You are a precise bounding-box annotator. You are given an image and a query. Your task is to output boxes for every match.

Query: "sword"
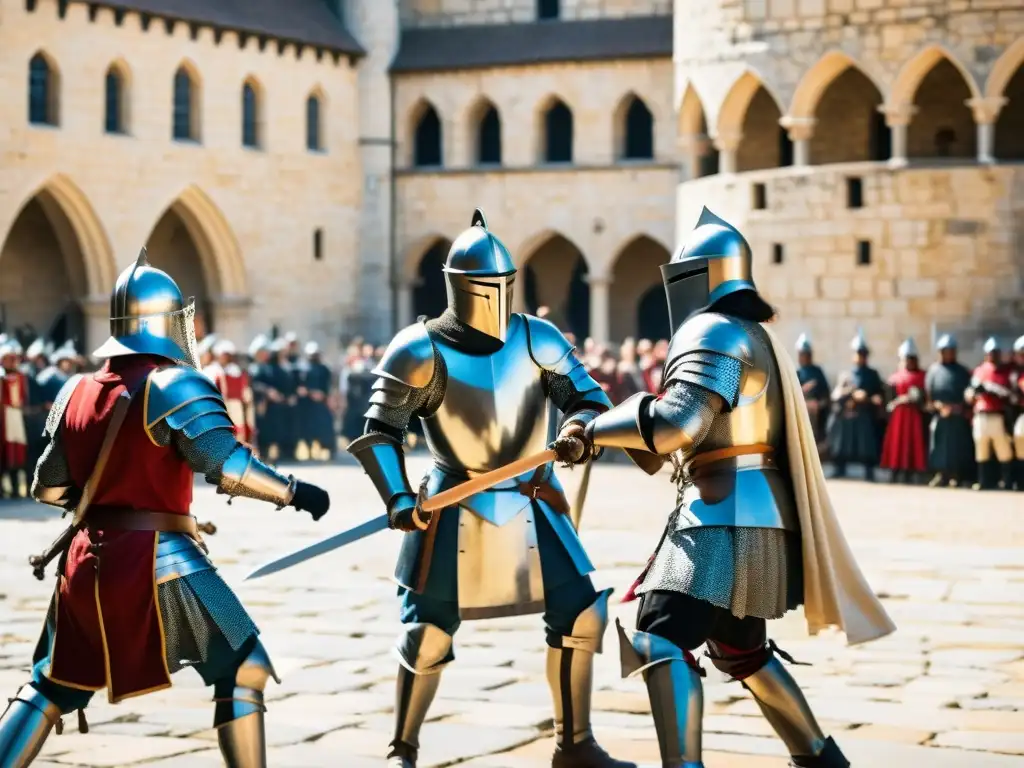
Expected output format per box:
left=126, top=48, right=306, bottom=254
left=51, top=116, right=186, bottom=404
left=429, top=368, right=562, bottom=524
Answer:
left=245, top=447, right=559, bottom=581
left=570, top=458, right=593, bottom=530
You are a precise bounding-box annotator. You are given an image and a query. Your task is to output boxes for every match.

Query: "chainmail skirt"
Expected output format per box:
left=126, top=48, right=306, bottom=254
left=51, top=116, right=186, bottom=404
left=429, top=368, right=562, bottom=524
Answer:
left=636, top=511, right=804, bottom=620
left=158, top=569, right=258, bottom=676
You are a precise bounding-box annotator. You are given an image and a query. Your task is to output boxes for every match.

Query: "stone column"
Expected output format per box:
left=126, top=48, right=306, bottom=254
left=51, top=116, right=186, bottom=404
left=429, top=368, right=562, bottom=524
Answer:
left=678, top=133, right=711, bottom=180
left=966, top=97, right=1007, bottom=164
left=712, top=131, right=742, bottom=175
left=395, top=279, right=416, bottom=328
left=881, top=105, right=915, bottom=169
left=779, top=116, right=816, bottom=167
left=586, top=274, right=611, bottom=345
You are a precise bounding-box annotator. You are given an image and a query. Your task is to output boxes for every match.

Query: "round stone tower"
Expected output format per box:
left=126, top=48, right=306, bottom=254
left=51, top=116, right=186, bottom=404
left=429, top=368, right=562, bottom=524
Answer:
left=673, top=0, right=1024, bottom=377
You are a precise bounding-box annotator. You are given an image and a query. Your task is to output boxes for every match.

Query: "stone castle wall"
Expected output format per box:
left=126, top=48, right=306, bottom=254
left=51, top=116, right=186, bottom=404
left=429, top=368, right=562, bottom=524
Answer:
left=401, top=0, right=671, bottom=27
left=0, top=0, right=364, bottom=352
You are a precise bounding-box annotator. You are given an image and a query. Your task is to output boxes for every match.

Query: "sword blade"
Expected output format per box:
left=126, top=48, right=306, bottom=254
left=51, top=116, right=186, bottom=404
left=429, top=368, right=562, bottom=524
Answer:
left=570, top=458, right=593, bottom=530
left=245, top=514, right=389, bottom=581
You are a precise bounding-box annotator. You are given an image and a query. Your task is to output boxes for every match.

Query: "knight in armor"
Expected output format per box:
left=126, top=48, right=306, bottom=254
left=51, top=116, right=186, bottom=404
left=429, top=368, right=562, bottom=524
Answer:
left=1012, top=335, right=1024, bottom=491
left=349, top=211, right=634, bottom=768
left=827, top=332, right=884, bottom=481
left=584, top=208, right=895, bottom=768
left=208, top=340, right=257, bottom=446
left=0, top=340, right=30, bottom=498
left=0, top=250, right=330, bottom=768
left=925, top=335, right=975, bottom=488
left=967, top=337, right=1015, bottom=490
left=794, top=333, right=829, bottom=455
left=297, top=342, right=336, bottom=461
left=880, top=338, right=929, bottom=484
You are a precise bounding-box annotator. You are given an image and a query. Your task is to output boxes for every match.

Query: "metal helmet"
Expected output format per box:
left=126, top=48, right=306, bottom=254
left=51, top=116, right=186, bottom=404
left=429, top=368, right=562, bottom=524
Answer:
left=898, top=337, right=918, bottom=359
left=444, top=209, right=516, bottom=341
left=936, top=333, right=957, bottom=351
left=92, top=248, right=199, bottom=367
left=213, top=339, right=236, bottom=358
left=26, top=338, right=47, bottom=360
left=197, top=334, right=218, bottom=358
left=795, top=332, right=812, bottom=354
left=304, top=341, right=321, bottom=357
left=983, top=336, right=1001, bottom=354
left=248, top=334, right=269, bottom=357
left=661, top=207, right=756, bottom=333
left=850, top=328, right=869, bottom=355
left=1013, top=334, right=1024, bottom=354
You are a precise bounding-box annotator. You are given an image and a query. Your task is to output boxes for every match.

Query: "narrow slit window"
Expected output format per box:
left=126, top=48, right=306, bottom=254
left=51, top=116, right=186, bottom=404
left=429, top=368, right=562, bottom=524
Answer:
left=847, top=177, right=863, bottom=209
left=772, top=244, right=784, bottom=264
left=857, top=240, right=872, bottom=266
left=752, top=183, right=767, bottom=210
left=314, top=228, right=324, bottom=261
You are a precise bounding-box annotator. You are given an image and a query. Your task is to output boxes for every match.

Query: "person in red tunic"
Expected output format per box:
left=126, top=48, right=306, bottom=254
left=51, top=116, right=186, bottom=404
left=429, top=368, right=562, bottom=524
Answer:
left=0, top=340, right=31, bottom=498
left=880, top=338, right=929, bottom=484
left=207, top=340, right=257, bottom=446
left=0, top=250, right=330, bottom=768
left=967, top=336, right=1015, bottom=491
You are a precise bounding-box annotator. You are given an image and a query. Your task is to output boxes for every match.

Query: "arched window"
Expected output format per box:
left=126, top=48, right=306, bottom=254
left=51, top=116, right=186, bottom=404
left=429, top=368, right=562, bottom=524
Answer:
left=544, top=100, right=573, bottom=163
left=172, top=66, right=197, bottom=141
left=622, top=96, right=654, bottom=159
left=104, top=65, right=126, bottom=134
left=28, top=53, right=58, bottom=126
left=537, top=0, right=560, bottom=20
left=242, top=82, right=260, bottom=148
left=477, top=105, right=502, bottom=165
left=306, top=93, right=323, bottom=151
left=413, top=104, right=442, bottom=167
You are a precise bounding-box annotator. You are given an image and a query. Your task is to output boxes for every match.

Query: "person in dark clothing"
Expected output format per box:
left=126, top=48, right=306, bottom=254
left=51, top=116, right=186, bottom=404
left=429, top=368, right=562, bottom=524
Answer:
left=925, top=334, right=975, bottom=488
left=827, top=331, right=885, bottom=481
left=297, top=342, right=336, bottom=460
left=795, top=333, right=830, bottom=456
left=267, top=341, right=297, bottom=461
left=248, top=335, right=281, bottom=461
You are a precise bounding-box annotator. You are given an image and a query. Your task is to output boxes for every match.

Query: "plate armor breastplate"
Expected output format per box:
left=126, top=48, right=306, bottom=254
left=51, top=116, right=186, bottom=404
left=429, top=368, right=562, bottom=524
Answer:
left=422, top=313, right=551, bottom=475
left=674, top=319, right=799, bottom=532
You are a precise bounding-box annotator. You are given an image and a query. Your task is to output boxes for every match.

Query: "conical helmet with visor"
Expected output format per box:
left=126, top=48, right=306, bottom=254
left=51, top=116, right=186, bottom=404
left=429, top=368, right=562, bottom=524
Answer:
left=443, top=209, right=516, bottom=341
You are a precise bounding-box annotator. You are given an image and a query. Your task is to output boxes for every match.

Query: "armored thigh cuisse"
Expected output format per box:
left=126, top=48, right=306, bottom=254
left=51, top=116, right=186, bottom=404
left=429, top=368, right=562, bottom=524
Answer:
left=617, top=621, right=704, bottom=768
left=214, top=640, right=276, bottom=768
left=391, top=623, right=454, bottom=758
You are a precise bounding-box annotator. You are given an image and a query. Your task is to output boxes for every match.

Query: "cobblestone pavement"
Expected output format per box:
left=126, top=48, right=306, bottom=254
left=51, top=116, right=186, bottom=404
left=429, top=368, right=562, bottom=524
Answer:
left=1, top=455, right=1023, bottom=767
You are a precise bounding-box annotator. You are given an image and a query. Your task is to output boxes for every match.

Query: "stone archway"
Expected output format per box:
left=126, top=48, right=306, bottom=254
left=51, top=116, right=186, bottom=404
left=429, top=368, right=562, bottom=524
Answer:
left=718, top=72, right=789, bottom=172
left=521, top=234, right=590, bottom=340
left=413, top=239, right=450, bottom=321
left=610, top=236, right=670, bottom=342
left=0, top=175, right=114, bottom=350
left=145, top=186, right=249, bottom=341
left=994, top=60, right=1024, bottom=160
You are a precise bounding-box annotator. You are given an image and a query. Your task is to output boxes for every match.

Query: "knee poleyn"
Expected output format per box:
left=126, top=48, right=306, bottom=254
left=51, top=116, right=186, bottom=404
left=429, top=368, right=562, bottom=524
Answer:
left=616, top=619, right=700, bottom=678
left=559, top=589, right=611, bottom=654
left=213, top=642, right=278, bottom=728
left=394, top=623, right=454, bottom=674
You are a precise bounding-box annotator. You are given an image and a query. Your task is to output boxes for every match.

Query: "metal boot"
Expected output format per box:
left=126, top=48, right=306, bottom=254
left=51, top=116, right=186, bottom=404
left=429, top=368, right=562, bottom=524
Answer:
left=214, top=641, right=277, bottom=768
left=617, top=620, right=703, bottom=768
left=389, top=623, right=453, bottom=768
left=0, top=684, right=62, bottom=768
left=742, top=656, right=846, bottom=766
left=548, top=592, right=635, bottom=768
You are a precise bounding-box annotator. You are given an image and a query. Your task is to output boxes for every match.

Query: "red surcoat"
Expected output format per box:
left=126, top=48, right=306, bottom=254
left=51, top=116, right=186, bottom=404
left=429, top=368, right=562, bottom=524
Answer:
left=971, top=362, right=1012, bottom=413
left=209, top=363, right=255, bottom=444
left=0, top=369, right=29, bottom=469
left=880, top=368, right=928, bottom=472
left=46, top=355, right=193, bottom=703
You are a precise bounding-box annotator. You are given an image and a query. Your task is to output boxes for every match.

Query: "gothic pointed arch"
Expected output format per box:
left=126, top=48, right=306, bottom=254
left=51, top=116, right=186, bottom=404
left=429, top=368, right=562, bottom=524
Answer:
left=788, top=51, right=883, bottom=120
left=888, top=45, right=981, bottom=109
left=986, top=38, right=1024, bottom=99
left=614, top=92, right=655, bottom=160
left=409, top=98, right=443, bottom=167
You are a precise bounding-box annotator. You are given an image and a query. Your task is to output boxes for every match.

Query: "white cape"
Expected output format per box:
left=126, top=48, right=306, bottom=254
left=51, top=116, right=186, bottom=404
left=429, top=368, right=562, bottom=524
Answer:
left=763, top=324, right=896, bottom=646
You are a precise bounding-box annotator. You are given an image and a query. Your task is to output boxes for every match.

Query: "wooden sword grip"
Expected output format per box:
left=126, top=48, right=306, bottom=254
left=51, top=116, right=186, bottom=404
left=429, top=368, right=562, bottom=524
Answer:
left=420, top=448, right=558, bottom=513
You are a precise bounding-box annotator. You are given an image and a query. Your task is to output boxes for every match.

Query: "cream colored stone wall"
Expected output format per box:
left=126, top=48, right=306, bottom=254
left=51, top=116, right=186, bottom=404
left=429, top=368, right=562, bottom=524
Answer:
left=0, top=0, right=363, bottom=354
left=677, top=163, right=1024, bottom=379
left=401, top=0, right=671, bottom=27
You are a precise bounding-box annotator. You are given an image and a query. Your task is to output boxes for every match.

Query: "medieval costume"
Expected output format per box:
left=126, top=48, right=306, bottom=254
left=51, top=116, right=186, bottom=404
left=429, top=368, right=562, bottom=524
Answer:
left=269, top=341, right=298, bottom=461
left=0, top=341, right=31, bottom=498
left=341, top=359, right=375, bottom=443
left=586, top=208, right=894, bottom=768
left=880, top=338, right=929, bottom=484
left=207, top=340, right=257, bottom=446
left=827, top=332, right=885, bottom=481
left=968, top=337, right=1015, bottom=490
left=248, top=337, right=285, bottom=462
left=925, top=334, right=975, bottom=488
left=1012, top=335, right=1024, bottom=491
left=349, top=211, right=633, bottom=768
left=297, top=342, right=335, bottom=461
left=795, top=333, right=830, bottom=456
left=23, top=339, right=53, bottom=474
left=0, top=250, right=330, bottom=768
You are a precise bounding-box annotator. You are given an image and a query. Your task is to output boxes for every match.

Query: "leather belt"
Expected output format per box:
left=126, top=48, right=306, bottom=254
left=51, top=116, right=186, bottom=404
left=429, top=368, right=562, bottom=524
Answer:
left=686, top=444, right=773, bottom=474
left=85, top=509, right=199, bottom=536
left=518, top=467, right=570, bottom=515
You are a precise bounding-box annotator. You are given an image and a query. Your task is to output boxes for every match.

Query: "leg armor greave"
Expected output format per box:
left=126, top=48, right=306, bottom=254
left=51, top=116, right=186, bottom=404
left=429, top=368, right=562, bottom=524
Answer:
left=617, top=620, right=703, bottom=768
left=736, top=652, right=847, bottom=766
left=0, top=684, right=62, bottom=768
left=213, top=640, right=277, bottom=768
left=391, top=623, right=454, bottom=765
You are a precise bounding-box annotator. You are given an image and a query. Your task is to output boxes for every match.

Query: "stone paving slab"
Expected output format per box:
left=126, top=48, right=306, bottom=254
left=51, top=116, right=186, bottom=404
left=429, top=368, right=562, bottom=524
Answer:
left=0, top=459, right=1017, bottom=766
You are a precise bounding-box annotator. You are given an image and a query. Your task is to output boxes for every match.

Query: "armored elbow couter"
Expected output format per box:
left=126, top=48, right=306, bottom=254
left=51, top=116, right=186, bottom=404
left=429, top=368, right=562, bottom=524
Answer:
left=346, top=432, right=417, bottom=513
left=31, top=483, right=78, bottom=510
left=218, top=445, right=296, bottom=508
left=587, top=393, right=656, bottom=453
